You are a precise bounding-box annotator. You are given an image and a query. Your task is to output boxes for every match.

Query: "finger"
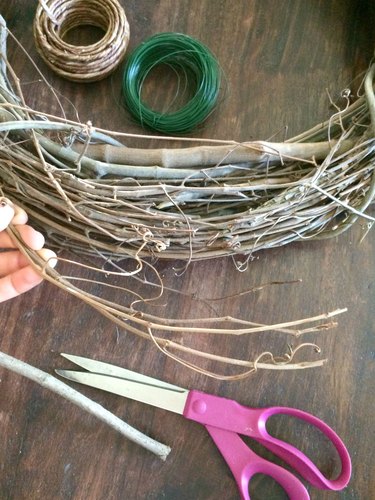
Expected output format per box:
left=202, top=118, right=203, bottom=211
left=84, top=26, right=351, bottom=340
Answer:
left=12, top=205, right=28, bottom=225
left=0, top=250, right=30, bottom=276
left=38, top=248, right=58, bottom=269
left=0, top=265, right=44, bottom=303
left=0, top=248, right=57, bottom=277
left=0, top=248, right=57, bottom=302
left=0, top=225, right=45, bottom=249
left=0, top=201, right=15, bottom=231
left=0, top=198, right=27, bottom=226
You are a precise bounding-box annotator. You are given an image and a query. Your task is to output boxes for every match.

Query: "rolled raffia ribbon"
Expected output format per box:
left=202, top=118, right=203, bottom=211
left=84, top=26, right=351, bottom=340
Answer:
left=33, top=0, right=130, bottom=82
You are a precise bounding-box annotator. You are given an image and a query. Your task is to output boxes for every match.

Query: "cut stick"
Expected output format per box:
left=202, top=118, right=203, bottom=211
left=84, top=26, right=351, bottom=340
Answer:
left=0, top=351, right=171, bottom=460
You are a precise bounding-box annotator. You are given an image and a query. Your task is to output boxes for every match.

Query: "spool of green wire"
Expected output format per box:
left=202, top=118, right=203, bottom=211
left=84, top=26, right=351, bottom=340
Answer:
left=122, top=32, right=221, bottom=134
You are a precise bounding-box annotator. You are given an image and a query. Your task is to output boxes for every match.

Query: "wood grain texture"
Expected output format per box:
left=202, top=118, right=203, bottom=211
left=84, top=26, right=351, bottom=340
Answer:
left=0, top=1, right=374, bottom=499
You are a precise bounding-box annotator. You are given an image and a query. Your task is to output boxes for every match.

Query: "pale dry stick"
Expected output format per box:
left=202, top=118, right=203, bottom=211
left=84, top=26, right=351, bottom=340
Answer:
left=122, top=298, right=346, bottom=333
left=6, top=128, right=371, bottom=199
left=0, top=103, right=120, bottom=145
left=2, top=86, right=352, bottom=147
left=0, top=98, right=367, bottom=168
left=0, top=101, right=237, bottom=144
left=0, top=91, right=366, bottom=146
left=58, top=91, right=370, bottom=145
left=0, top=121, right=357, bottom=180
left=307, top=182, right=375, bottom=222
left=0, top=351, right=171, bottom=460
left=0, top=103, right=357, bottom=168
left=70, top=139, right=355, bottom=169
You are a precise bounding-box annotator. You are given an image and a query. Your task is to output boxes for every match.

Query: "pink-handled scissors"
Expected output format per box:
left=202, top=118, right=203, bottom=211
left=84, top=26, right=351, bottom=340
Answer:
left=56, top=354, right=351, bottom=500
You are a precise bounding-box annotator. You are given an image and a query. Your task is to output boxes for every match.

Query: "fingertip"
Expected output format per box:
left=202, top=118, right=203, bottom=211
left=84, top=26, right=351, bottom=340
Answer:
left=12, top=205, right=28, bottom=225
left=30, top=228, right=45, bottom=250
left=18, top=225, right=45, bottom=250
left=0, top=266, right=43, bottom=303
left=0, top=197, right=28, bottom=227
left=38, top=248, right=58, bottom=268
left=0, top=201, right=15, bottom=231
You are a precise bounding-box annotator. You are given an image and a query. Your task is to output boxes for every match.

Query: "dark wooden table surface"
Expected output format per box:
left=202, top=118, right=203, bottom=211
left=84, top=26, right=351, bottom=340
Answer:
left=0, top=1, right=374, bottom=499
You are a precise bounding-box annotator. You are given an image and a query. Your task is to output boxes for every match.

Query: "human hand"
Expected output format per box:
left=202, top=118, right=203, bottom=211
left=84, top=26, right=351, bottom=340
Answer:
left=0, top=198, right=57, bottom=303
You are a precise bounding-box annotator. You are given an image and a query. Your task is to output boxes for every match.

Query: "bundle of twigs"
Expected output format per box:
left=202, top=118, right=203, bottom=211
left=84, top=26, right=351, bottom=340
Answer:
left=0, top=79, right=373, bottom=265
left=0, top=19, right=373, bottom=378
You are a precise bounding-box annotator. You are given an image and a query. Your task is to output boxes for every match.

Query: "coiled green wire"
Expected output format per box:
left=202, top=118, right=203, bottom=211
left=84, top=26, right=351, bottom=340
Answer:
left=122, top=32, right=221, bottom=134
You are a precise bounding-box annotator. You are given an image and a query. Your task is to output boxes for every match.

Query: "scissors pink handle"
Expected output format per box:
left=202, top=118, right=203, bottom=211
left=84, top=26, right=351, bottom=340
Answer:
left=206, top=425, right=309, bottom=500
left=183, top=391, right=351, bottom=496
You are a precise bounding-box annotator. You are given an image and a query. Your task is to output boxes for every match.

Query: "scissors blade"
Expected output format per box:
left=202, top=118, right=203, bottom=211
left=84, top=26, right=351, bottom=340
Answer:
left=56, top=362, right=189, bottom=414
left=60, top=353, right=183, bottom=391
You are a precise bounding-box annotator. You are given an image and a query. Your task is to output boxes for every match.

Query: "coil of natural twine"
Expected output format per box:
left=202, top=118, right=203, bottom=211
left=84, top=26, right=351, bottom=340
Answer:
left=33, top=0, right=130, bottom=82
